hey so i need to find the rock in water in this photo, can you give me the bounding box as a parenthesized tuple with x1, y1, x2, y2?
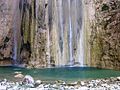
(22, 75, 34, 85)
(14, 73, 24, 78)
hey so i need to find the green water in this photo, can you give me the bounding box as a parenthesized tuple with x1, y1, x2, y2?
(0, 66, 120, 82)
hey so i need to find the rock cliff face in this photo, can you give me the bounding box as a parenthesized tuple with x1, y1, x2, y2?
(0, 0, 14, 64)
(90, 0, 120, 70)
(0, 0, 120, 69)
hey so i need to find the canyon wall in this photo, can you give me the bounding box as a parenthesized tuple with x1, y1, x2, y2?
(0, 0, 16, 65)
(0, 0, 120, 69)
(89, 0, 120, 70)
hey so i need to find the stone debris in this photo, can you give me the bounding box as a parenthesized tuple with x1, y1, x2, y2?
(0, 76, 120, 90)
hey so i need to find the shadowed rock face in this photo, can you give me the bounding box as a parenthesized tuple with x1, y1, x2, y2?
(0, 0, 120, 69)
(0, 0, 23, 64)
(0, 0, 15, 61)
(0, 0, 85, 68)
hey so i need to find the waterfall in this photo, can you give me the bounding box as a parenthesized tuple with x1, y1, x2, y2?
(12, 0, 18, 64)
(51, 0, 84, 67)
(10, 0, 85, 67)
(68, 0, 73, 65)
(12, 0, 21, 65)
(78, 22, 84, 66)
(77, 0, 84, 67)
(57, 0, 64, 65)
(13, 25, 17, 64)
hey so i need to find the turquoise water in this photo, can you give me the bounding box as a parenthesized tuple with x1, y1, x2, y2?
(0, 66, 120, 82)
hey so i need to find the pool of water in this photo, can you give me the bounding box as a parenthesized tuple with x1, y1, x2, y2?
(0, 66, 120, 82)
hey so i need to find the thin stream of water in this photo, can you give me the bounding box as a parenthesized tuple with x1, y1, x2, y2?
(68, 0, 73, 65)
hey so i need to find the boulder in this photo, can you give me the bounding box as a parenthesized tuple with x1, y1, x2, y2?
(34, 80, 42, 87)
(81, 81, 85, 86)
(22, 75, 34, 86)
(14, 73, 24, 78)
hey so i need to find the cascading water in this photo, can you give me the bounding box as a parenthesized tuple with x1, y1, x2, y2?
(13, 25, 17, 64)
(55, 0, 84, 67)
(10, 0, 85, 67)
(68, 0, 73, 65)
(57, 0, 64, 65)
(77, 0, 84, 67)
(50, 0, 84, 67)
(12, 0, 21, 65)
(78, 20, 84, 66)
(12, 0, 19, 64)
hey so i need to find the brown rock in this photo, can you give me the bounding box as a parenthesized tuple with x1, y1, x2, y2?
(14, 73, 24, 78)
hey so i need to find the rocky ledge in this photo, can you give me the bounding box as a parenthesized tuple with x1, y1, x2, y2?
(0, 75, 120, 90)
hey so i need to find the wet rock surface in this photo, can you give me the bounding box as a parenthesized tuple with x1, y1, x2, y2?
(0, 76, 120, 90)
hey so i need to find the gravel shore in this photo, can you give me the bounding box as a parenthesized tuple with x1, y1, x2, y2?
(0, 76, 120, 90)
